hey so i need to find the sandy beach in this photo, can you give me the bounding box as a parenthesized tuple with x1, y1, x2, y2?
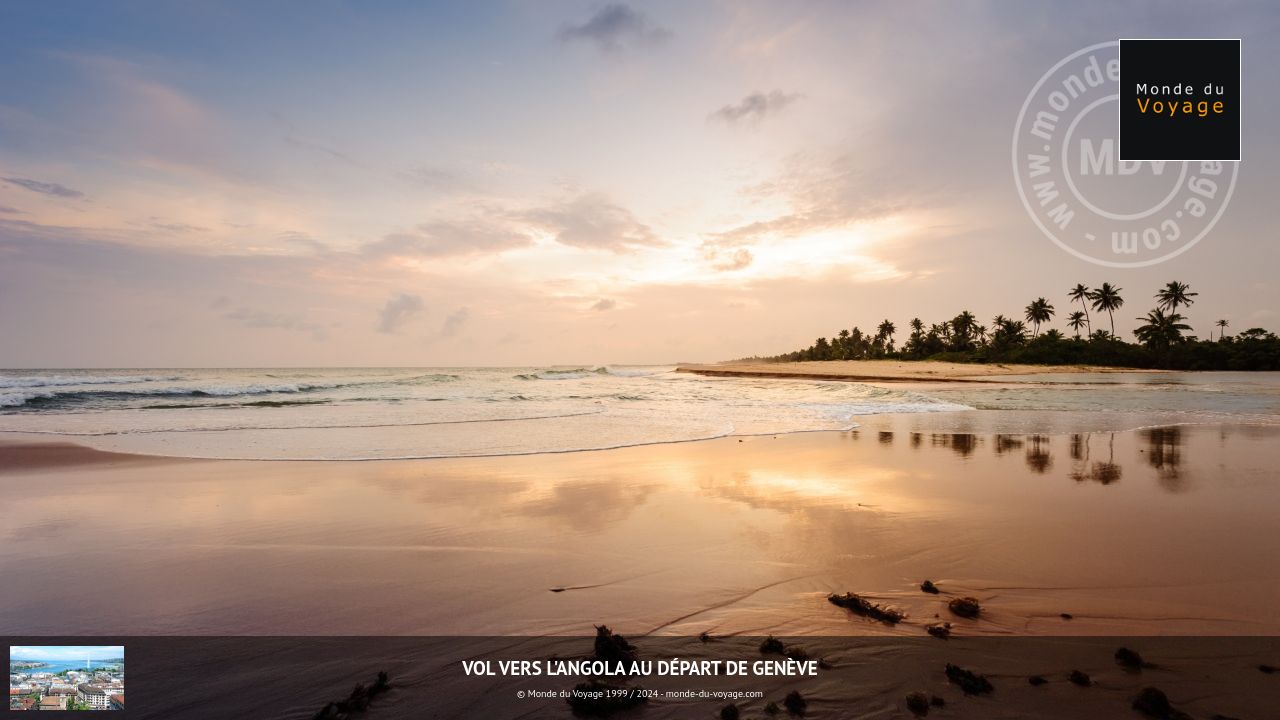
(676, 359, 1164, 383)
(4, 404, 1279, 718)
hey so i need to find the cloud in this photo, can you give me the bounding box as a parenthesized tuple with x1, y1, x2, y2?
(710, 90, 803, 126)
(710, 153, 924, 249)
(9, 646, 124, 662)
(440, 307, 470, 338)
(278, 230, 328, 253)
(704, 247, 754, 272)
(0, 205, 23, 214)
(225, 306, 327, 340)
(282, 133, 364, 168)
(591, 298, 617, 311)
(2, 177, 85, 199)
(150, 219, 206, 233)
(377, 292, 425, 333)
(557, 3, 670, 53)
(521, 194, 661, 252)
(364, 219, 533, 259)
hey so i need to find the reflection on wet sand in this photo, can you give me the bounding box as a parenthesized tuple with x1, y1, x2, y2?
(884, 426, 1189, 491)
(0, 420, 1276, 639)
(1068, 433, 1124, 485)
(1143, 426, 1185, 492)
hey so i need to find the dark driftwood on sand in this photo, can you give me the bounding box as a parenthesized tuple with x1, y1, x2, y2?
(828, 592, 905, 624)
(945, 663, 993, 695)
(311, 671, 391, 720)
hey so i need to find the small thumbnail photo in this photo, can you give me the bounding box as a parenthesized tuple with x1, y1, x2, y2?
(9, 646, 124, 711)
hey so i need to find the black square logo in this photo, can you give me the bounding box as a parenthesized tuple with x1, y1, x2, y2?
(1120, 39, 1240, 161)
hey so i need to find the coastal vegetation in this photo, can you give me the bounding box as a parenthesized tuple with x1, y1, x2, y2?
(773, 281, 1280, 370)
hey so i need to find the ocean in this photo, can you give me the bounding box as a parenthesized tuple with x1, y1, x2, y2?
(9, 658, 121, 674)
(1, 367, 1277, 460)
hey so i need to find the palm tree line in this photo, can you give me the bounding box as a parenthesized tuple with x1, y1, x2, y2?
(778, 281, 1247, 363)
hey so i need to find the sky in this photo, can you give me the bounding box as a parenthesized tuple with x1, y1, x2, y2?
(1, 1, 1278, 367)
(10, 645, 124, 662)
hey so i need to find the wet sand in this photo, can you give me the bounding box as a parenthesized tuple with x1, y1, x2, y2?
(677, 359, 1162, 383)
(3, 415, 1279, 717)
(2, 414, 1278, 637)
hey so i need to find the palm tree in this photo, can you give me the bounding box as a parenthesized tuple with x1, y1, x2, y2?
(1134, 308, 1191, 350)
(1089, 283, 1124, 337)
(877, 320, 897, 353)
(1155, 281, 1198, 314)
(950, 310, 977, 350)
(1068, 283, 1092, 335)
(1215, 318, 1229, 341)
(1067, 311, 1087, 338)
(1024, 297, 1055, 337)
(991, 316, 1028, 349)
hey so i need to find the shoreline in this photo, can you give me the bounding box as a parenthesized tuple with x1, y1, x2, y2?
(676, 359, 1166, 383)
(3, 417, 1278, 638)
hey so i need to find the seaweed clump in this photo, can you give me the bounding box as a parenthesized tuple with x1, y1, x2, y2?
(920, 580, 940, 594)
(759, 636, 786, 655)
(719, 703, 740, 720)
(1132, 687, 1192, 720)
(1068, 670, 1091, 687)
(312, 671, 391, 720)
(905, 692, 945, 716)
(1116, 647, 1151, 670)
(944, 663, 993, 695)
(782, 690, 807, 715)
(593, 625, 637, 664)
(827, 592, 904, 624)
(926, 622, 951, 639)
(947, 597, 981, 619)
(567, 680, 647, 717)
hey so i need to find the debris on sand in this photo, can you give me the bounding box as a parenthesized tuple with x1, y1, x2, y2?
(783, 690, 807, 715)
(921, 580, 940, 594)
(764, 701, 781, 715)
(947, 597, 981, 619)
(1116, 647, 1149, 670)
(784, 646, 810, 662)
(926, 622, 952, 639)
(827, 592, 905, 624)
(593, 625, 637, 664)
(1259, 664, 1278, 674)
(905, 692, 930, 716)
(312, 671, 392, 720)
(567, 680, 647, 717)
(945, 663, 993, 695)
(1028, 675, 1048, 686)
(1132, 687, 1192, 720)
(1068, 670, 1091, 687)
(719, 703, 740, 720)
(1060, 613, 1074, 620)
(699, 632, 712, 643)
(760, 636, 786, 655)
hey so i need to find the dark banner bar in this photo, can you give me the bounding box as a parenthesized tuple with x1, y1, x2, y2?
(6, 635, 1278, 719)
